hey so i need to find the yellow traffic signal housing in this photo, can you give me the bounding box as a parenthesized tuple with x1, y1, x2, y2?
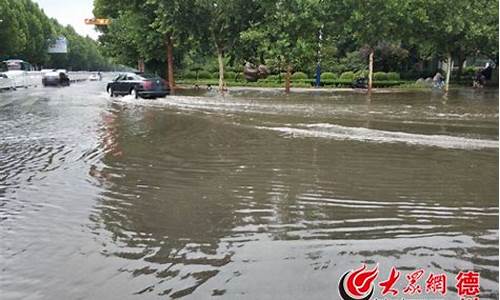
(84, 18, 111, 26)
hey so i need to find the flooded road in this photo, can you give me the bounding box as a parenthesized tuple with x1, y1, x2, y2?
(0, 80, 498, 299)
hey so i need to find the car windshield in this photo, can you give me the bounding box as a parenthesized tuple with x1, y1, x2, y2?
(113, 75, 125, 81)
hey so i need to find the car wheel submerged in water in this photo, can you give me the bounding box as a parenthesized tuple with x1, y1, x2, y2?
(130, 88, 138, 99)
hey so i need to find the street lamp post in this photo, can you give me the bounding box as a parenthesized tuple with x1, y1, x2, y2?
(315, 26, 323, 88)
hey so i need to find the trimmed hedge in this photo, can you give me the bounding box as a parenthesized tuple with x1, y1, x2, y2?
(198, 70, 212, 79)
(182, 71, 197, 79)
(372, 72, 400, 81)
(373, 72, 388, 81)
(178, 78, 407, 88)
(386, 72, 400, 80)
(266, 74, 280, 81)
(225, 71, 236, 80)
(355, 70, 368, 78)
(321, 72, 337, 80)
(340, 71, 355, 80)
(291, 72, 308, 80)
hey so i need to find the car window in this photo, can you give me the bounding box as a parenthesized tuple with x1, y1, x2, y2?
(126, 75, 136, 80)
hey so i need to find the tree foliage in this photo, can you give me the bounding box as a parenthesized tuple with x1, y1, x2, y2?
(0, 0, 114, 70)
(93, 0, 498, 80)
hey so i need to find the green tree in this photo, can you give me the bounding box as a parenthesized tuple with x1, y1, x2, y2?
(0, 0, 112, 70)
(146, 0, 197, 90)
(95, 0, 196, 88)
(194, 0, 261, 91)
(0, 0, 28, 58)
(241, 0, 321, 92)
(410, 0, 498, 91)
(342, 0, 410, 92)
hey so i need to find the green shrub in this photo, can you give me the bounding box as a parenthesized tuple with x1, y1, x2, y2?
(355, 70, 368, 78)
(206, 64, 218, 73)
(291, 72, 308, 80)
(373, 72, 388, 81)
(198, 70, 212, 79)
(321, 72, 337, 80)
(266, 74, 280, 81)
(182, 71, 197, 79)
(386, 72, 400, 80)
(463, 67, 478, 76)
(234, 72, 244, 81)
(340, 71, 355, 80)
(212, 71, 221, 79)
(373, 80, 405, 87)
(225, 71, 236, 80)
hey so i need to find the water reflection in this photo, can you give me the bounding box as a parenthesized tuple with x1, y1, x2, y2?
(89, 94, 498, 298)
(1, 83, 496, 298)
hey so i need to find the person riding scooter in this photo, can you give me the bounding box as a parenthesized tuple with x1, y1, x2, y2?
(473, 62, 492, 88)
(433, 72, 445, 88)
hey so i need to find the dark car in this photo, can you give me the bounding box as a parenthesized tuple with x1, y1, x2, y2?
(106, 73, 169, 99)
(351, 77, 367, 89)
(42, 70, 70, 87)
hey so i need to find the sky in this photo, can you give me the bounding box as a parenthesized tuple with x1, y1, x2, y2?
(33, 0, 99, 40)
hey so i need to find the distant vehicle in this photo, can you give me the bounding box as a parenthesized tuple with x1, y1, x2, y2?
(42, 69, 70, 87)
(1, 59, 34, 72)
(1, 59, 34, 89)
(0, 73, 13, 91)
(88, 73, 101, 81)
(41, 69, 55, 75)
(106, 73, 169, 99)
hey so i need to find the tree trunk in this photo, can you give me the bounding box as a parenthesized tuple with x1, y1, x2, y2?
(445, 53, 453, 93)
(285, 64, 292, 93)
(217, 45, 225, 93)
(138, 58, 145, 73)
(456, 52, 466, 78)
(368, 49, 374, 93)
(166, 34, 175, 93)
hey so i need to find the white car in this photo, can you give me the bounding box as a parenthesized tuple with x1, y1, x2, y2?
(88, 73, 102, 81)
(42, 70, 70, 87)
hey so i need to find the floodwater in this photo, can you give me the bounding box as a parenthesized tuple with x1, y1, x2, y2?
(0, 79, 498, 299)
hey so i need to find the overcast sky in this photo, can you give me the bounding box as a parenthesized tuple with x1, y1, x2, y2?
(33, 0, 99, 40)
